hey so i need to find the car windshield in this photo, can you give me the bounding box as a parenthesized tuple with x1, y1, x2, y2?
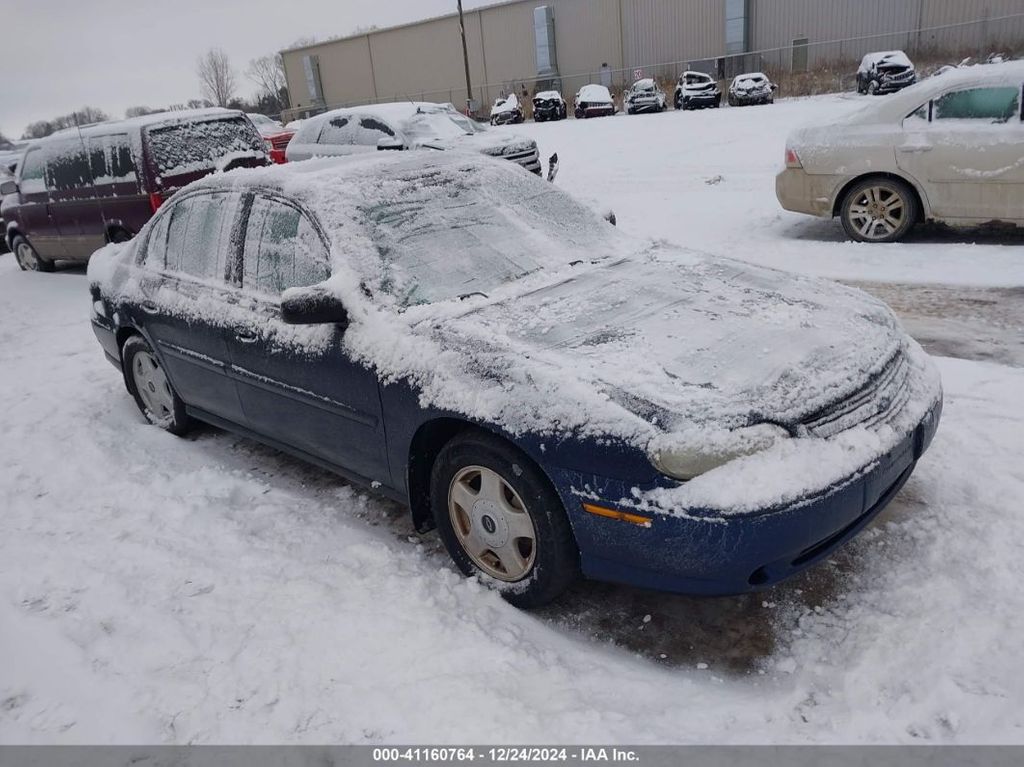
(402, 110, 476, 142)
(351, 157, 621, 307)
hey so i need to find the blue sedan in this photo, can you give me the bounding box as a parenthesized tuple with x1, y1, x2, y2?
(88, 151, 942, 607)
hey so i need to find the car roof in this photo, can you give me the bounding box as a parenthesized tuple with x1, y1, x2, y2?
(733, 72, 768, 81)
(37, 108, 245, 142)
(300, 102, 446, 130)
(631, 78, 656, 88)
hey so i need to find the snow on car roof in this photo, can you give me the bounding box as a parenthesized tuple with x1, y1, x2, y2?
(42, 108, 245, 142)
(858, 50, 913, 73)
(631, 78, 656, 89)
(732, 72, 768, 84)
(301, 102, 447, 130)
(533, 91, 562, 100)
(577, 84, 612, 101)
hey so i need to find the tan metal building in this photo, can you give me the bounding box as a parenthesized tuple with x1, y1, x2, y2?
(281, 0, 1024, 118)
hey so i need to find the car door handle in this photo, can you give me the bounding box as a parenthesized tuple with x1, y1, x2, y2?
(899, 145, 933, 153)
(139, 300, 159, 314)
(235, 329, 260, 343)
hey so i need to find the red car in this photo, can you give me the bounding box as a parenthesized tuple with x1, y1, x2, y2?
(248, 113, 295, 164)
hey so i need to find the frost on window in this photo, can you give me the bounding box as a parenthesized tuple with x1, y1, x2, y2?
(44, 138, 92, 195)
(357, 161, 615, 307)
(242, 197, 329, 296)
(18, 148, 46, 196)
(933, 87, 1020, 124)
(86, 134, 138, 192)
(147, 117, 264, 181)
(163, 193, 233, 280)
(144, 208, 171, 270)
(317, 115, 397, 147)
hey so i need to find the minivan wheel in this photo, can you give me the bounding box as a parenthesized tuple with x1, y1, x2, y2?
(430, 430, 579, 608)
(122, 335, 191, 435)
(11, 235, 54, 272)
(840, 178, 918, 243)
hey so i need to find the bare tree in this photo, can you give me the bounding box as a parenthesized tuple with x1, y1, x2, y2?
(246, 54, 288, 113)
(20, 106, 110, 139)
(197, 48, 237, 107)
(125, 105, 162, 118)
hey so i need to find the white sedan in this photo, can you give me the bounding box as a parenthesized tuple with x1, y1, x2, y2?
(777, 60, 1024, 242)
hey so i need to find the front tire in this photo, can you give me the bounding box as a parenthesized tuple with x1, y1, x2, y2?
(11, 235, 54, 272)
(840, 177, 918, 243)
(431, 430, 579, 608)
(122, 335, 192, 435)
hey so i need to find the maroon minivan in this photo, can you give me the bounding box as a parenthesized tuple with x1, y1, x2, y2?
(1, 108, 269, 272)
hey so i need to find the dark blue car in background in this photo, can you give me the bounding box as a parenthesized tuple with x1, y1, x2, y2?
(88, 151, 942, 607)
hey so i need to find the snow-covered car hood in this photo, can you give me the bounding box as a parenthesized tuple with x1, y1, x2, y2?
(490, 95, 520, 115)
(732, 74, 770, 92)
(533, 91, 563, 103)
(420, 246, 917, 436)
(859, 50, 914, 75)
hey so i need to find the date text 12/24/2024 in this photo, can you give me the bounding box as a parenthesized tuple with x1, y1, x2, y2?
(373, 747, 641, 763)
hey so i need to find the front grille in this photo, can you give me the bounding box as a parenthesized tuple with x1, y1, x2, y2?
(799, 349, 911, 438)
(504, 147, 541, 174)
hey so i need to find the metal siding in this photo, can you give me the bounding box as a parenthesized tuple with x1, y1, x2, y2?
(478, 0, 539, 106)
(282, 38, 376, 113)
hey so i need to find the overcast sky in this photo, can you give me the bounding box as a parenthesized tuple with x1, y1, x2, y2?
(1, 0, 490, 140)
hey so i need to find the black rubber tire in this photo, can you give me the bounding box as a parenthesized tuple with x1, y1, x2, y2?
(11, 234, 54, 272)
(430, 429, 579, 608)
(122, 335, 192, 435)
(840, 177, 919, 243)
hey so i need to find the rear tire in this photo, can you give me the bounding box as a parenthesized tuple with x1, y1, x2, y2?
(840, 177, 918, 243)
(430, 430, 579, 608)
(122, 335, 192, 435)
(11, 235, 54, 272)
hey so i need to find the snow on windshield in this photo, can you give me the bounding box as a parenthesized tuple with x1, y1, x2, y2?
(351, 156, 619, 306)
(402, 112, 474, 143)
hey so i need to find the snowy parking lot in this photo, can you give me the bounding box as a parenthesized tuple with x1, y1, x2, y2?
(2, 94, 1023, 744)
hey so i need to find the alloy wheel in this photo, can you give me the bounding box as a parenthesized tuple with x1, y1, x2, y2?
(15, 241, 40, 271)
(846, 184, 907, 241)
(448, 465, 537, 581)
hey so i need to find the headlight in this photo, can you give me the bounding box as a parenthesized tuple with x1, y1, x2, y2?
(648, 424, 789, 481)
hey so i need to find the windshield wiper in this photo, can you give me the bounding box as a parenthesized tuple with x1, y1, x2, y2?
(458, 291, 488, 301)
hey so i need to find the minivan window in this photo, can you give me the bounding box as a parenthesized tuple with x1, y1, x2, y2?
(242, 197, 329, 296)
(18, 148, 46, 195)
(933, 86, 1021, 123)
(146, 117, 264, 182)
(159, 193, 235, 280)
(44, 138, 92, 194)
(87, 134, 139, 191)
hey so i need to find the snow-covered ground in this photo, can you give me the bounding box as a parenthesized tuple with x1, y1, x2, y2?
(1, 94, 1023, 744)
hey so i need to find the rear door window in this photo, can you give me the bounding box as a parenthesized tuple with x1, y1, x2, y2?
(241, 196, 329, 296)
(147, 192, 237, 281)
(44, 138, 92, 198)
(933, 86, 1021, 123)
(86, 134, 139, 195)
(146, 116, 265, 186)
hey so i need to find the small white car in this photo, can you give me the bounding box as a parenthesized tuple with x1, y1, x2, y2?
(674, 71, 721, 110)
(727, 73, 776, 107)
(777, 61, 1024, 242)
(286, 102, 543, 175)
(624, 78, 667, 114)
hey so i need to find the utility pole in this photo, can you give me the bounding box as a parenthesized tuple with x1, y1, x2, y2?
(457, 0, 474, 116)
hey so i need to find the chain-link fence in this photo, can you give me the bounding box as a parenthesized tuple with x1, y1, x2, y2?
(279, 12, 1024, 123)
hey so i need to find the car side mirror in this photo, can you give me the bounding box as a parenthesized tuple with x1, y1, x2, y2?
(0, 180, 17, 196)
(281, 285, 350, 327)
(377, 136, 405, 151)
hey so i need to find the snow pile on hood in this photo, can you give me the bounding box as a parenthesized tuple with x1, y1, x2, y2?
(491, 94, 520, 114)
(533, 91, 563, 101)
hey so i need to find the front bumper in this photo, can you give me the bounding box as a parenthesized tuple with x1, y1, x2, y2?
(775, 166, 847, 218)
(731, 90, 771, 104)
(550, 400, 941, 596)
(628, 99, 663, 112)
(681, 92, 719, 108)
(877, 74, 916, 94)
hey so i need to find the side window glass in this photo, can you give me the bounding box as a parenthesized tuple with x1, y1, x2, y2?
(317, 116, 351, 145)
(242, 197, 329, 296)
(44, 139, 92, 195)
(906, 103, 929, 123)
(87, 134, 139, 192)
(357, 117, 396, 145)
(143, 209, 171, 268)
(162, 193, 234, 280)
(933, 87, 1020, 123)
(18, 149, 46, 196)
